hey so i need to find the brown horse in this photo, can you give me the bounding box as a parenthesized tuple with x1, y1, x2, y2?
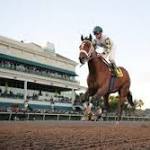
(79, 34, 134, 120)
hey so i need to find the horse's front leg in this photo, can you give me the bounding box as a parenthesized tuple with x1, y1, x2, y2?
(83, 88, 95, 101)
(93, 86, 107, 100)
(84, 89, 90, 102)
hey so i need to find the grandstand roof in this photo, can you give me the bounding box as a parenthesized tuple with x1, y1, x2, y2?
(0, 35, 78, 66)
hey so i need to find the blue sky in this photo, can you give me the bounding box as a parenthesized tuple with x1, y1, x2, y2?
(0, 0, 150, 108)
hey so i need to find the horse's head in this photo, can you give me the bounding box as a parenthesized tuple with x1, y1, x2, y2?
(79, 34, 95, 64)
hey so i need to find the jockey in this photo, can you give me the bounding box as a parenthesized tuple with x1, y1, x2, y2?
(92, 26, 122, 77)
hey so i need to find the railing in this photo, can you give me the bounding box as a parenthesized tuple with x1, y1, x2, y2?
(0, 112, 150, 121)
(0, 112, 83, 121)
(103, 115, 150, 121)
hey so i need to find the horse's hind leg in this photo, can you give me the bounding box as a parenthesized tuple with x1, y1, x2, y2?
(117, 96, 125, 120)
(104, 94, 110, 111)
(117, 86, 128, 120)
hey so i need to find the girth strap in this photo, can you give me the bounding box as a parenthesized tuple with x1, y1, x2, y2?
(108, 76, 116, 92)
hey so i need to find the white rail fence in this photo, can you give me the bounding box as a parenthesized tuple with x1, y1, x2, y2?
(0, 112, 150, 121)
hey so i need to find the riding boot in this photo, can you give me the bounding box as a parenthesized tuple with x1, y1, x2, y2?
(111, 62, 122, 77)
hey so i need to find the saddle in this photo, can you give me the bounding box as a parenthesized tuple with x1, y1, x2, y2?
(97, 54, 123, 78)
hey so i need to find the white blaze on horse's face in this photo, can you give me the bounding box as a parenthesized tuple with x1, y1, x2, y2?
(79, 40, 94, 64)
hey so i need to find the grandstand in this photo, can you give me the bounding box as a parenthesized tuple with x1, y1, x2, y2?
(0, 35, 83, 113)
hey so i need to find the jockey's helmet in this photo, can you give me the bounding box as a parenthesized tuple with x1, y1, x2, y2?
(93, 26, 103, 35)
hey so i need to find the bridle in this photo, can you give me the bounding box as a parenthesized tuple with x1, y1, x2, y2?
(79, 40, 95, 61)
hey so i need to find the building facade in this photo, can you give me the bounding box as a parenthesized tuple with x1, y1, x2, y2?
(0, 35, 82, 112)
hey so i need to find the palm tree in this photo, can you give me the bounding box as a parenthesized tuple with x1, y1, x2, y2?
(136, 99, 144, 109)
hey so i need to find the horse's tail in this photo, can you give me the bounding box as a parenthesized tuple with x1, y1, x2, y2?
(127, 91, 134, 106)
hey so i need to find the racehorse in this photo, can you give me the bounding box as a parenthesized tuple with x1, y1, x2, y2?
(79, 34, 134, 120)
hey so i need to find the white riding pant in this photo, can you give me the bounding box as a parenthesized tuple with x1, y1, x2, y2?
(101, 45, 116, 64)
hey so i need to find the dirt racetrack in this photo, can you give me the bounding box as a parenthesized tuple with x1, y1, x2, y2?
(0, 121, 150, 150)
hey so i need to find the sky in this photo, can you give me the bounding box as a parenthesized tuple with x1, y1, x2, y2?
(0, 0, 150, 109)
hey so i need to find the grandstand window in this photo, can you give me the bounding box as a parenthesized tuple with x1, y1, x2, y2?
(0, 58, 76, 82)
